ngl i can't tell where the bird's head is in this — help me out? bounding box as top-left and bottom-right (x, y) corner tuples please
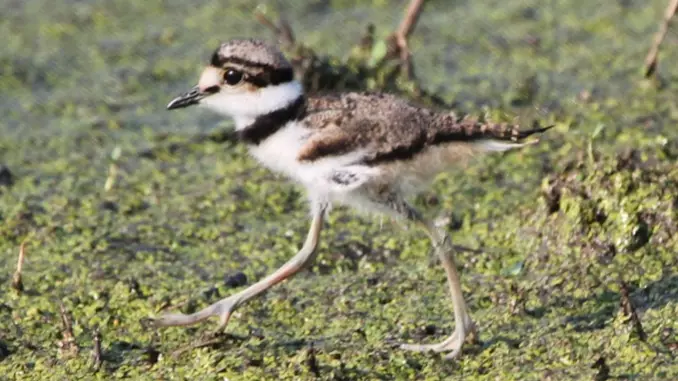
(167, 39), (303, 129)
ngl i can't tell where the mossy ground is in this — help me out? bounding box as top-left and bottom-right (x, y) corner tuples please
(1, 0), (677, 380)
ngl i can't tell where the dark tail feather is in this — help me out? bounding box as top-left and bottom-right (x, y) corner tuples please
(517, 125), (554, 140)
(474, 124), (553, 152)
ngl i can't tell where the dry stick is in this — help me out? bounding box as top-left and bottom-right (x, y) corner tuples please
(277, 17), (296, 48)
(12, 238), (29, 292)
(254, 10), (278, 33)
(619, 281), (647, 341)
(60, 304), (75, 341)
(255, 1), (426, 81)
(391, 0), (426, 79)
(92, 328), (103, 371)
(643, 0), (678, 77)
(254, 10), (295, 48)
(306, 343), (321, 377)
(58, 303), (80, 356)
(396, 0), (426, 45)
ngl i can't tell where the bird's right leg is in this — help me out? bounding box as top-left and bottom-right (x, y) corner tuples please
(377, 192), (476, 360)
(153, 203), (327, 330)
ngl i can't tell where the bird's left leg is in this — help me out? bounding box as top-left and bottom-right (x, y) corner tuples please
(376, 191), (476, 360)
(154, 202), (327, 329)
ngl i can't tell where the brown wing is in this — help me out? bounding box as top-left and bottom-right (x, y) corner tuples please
(297, 92), (550, 165)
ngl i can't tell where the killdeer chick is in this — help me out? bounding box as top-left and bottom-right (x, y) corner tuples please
(158, 38), (551, 359)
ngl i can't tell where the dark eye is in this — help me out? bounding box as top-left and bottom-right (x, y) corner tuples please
(223, 69), (243, 85)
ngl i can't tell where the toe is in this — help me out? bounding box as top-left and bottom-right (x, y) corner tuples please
(443, 347), (462, 360)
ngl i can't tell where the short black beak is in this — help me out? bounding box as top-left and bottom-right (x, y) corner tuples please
(167, 86), (204, 110)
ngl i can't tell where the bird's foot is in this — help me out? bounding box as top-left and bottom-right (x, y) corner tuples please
(400, 320), (476, 360)
(152, 294), (238, 331)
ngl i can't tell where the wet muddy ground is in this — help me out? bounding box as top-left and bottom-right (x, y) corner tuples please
(1, 0), (677, 379)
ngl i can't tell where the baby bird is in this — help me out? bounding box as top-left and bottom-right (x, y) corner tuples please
(157, 38), (550, 359)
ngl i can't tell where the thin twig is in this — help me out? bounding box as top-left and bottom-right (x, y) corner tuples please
(60, 304), (75, 342)
(643, 0), (678, 77)
(254, 10), (277, 32)
(58, 303), (79, 357)
(306, 343), (320, 377)
(619, 281), (647, 341)
(278, 17), (296, 48)
(390, 0), (426, 79)
(254, 10), (295, 48)
(92, 328), (103, 372)
(11, 238), (29, 292)
(396, 0), (426, 42)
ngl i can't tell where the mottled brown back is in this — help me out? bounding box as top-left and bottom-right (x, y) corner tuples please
(297, 92), (548, 165)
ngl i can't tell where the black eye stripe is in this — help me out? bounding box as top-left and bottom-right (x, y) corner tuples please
(218, 64), (293, 88)
(269, 68), (294, 85)
(243, 68), (294, 88)
(245, 75), (268, 87)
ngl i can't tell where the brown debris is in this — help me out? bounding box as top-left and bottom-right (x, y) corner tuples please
(618, 281), (647, 341)
(592, 356), (610, 381)
(509, 283), (527, 315)
(144, 346), (161, 367)
(306, 343), (321, 377)
(541, 177), (562, 214)
(58, 304), (79, 357)
(359, 24), (375, 52)
(257, 0), (445, 105)
(11, 238), (29, 293)
(91, 327), (102, 371)
(661, 328), (678, 352)
(386, 0), (426, 80)
(254, 10), (295, 49)
(643, 0), (678, 77)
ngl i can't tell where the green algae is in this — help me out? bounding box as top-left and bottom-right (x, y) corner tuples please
(1, 0), (678, 380)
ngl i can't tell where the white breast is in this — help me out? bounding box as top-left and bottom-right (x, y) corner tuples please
(247, 121), (310, 182)
(247, 121), (367, 190)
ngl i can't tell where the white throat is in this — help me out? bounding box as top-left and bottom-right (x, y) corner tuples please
(200, 80), (304, 130)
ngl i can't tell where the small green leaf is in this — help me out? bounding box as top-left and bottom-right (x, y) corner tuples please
(368, 40), (388, 67)
(502, 260), (524, 277)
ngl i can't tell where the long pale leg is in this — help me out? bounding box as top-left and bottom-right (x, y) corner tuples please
(384, 195), (476, 359)
(154, 204), (326, 329)
(400, 227), (476, 359)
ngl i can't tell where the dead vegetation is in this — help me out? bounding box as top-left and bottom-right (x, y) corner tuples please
(11, 238), (28, 293)
(643, 0), (678, 77)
